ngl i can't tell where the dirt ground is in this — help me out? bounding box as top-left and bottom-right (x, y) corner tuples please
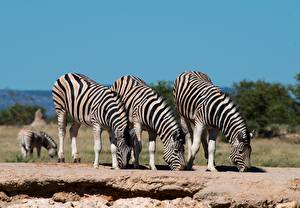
(0, 163), (299, 207)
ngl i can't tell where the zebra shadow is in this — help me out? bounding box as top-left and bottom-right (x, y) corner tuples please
(215, 165), (266, 173)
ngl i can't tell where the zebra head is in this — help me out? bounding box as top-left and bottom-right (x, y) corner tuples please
(163, 129), (186, 171)
(39, 131), (58, 158)
(116, 127), (132, 169)
(229, 130), (255, 172)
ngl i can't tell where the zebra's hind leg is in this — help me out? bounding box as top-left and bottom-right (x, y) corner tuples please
(93, 125), (102, 169)
(206, 128), (218, 172)
(148, 131), (157, 170)
(70, 122), (81, 163)
(57, 111), (67, 163)
(20, 146), (27, 158)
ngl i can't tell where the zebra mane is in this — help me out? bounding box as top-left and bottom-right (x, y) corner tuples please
(39, 131), (57, 148)
(173, 127), (185, 145)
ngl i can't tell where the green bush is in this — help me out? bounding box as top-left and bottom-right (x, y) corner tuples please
(232, 79), (299, 135)
(0, 104), (46, 125)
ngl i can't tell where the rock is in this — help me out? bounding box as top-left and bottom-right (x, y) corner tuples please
(0, 191), (11, 202)
(276, 201), (299, 208)
(52, 192), (81, 203)
(30, 109), (47, 127)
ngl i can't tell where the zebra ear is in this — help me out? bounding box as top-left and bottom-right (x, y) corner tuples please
(237, 132), (244, 142)
(250, 130), (256, 139)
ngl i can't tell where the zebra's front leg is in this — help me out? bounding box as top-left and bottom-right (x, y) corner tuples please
(187, 123), (205, 170)
(133, 122), (142, 169)
(93, 125), (102, 169)
(180, 117), (193, 165)
(36, 145), (41, 158)
(148, 131), (157, 170)
(109, 132), (119, 169)
(70, 122), (81, 163)
(207, 129), (218, 172)
(57, 111), (67, 163)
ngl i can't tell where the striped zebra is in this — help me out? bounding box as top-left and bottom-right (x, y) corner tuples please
(173, 71), (254, 172)
(52, 73), (131, 169)
(17, 129), (57, 158)
(111, 75), (186, 170)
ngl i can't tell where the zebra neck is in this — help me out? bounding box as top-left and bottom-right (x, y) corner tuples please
(41, 136), (51, 149)
(219, 113), (247, 144)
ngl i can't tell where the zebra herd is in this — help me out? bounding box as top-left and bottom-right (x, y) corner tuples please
(48, 71), (254, 172)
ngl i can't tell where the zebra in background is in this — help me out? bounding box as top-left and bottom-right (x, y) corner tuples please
(52, 73), (131, 169)
(111, 75), (186, 170)
(173, 71), (255, 172)
(17, 129), (57, 158)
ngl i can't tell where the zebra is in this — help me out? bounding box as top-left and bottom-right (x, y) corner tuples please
(173, 71), (255, 172)
(52, 73), (131, 169)
(111, 75), (186, 170)
(17, 129), (57, 158)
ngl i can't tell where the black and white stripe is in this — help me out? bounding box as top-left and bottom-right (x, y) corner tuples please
(111, 75), (185, 170)
(173, 71), (254, 171)
(52, 73), (131, 169)
(17, 129), (57, 158)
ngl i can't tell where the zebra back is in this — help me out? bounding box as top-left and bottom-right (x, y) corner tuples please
(112, 75), (183, 146)
(52, 73), (129, 136)
(174, 71), (251, 144)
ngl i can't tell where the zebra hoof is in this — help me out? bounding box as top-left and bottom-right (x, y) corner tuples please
(73, 158), (81, 163)
(149, 166), (157, 170)
(93, 164), (99, 169)
(206, 167), (218, 172)
(58, 158), (65, 163)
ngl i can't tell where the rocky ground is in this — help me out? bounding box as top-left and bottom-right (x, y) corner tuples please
(0, 163), (299, 207)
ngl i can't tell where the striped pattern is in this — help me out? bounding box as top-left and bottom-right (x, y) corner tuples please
(173, 71), (253, 171)
(111, 75), (185, 170)
(17, 129), (57, 158)
(52, 73), (131, 169)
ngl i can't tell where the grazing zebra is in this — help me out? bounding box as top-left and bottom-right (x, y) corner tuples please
(17, 129), (57, 158)
(52, 73), (131, 169)
(173, 71), (254, 172)
(111, 75), (186, 170)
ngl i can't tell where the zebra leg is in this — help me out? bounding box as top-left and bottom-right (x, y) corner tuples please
(57, 111), (67, 163)
(36, 145), (41, 158)
(201, 129), (209, 160)
(20, 146), (27, 158)
(207, 128), (218, 172)
(93, 125), (102, 169)
(181, 117), (193, 164)
(109, 132), (119, 169)
(69, 122), (81, 163)
(148, 131), (157, 170)
(187, 122), (205, 170)
(133, 122), (142, 169)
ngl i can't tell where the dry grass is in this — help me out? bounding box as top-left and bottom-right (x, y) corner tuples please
(1, 125), (300, 167)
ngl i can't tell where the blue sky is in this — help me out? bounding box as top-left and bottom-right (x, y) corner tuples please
(0, 1), (299, 90)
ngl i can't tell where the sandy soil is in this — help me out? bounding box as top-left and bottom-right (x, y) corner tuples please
(0, 163), (299, 207)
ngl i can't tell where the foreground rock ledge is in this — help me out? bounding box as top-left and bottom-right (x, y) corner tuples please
(0, 163), (299, 207)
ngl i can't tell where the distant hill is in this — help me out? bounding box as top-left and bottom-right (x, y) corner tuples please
(0, 87), (234, 117)
(0, 89), (55, 117)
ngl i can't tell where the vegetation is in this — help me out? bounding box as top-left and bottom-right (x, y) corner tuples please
(1, 125), (300, 167)
(151, 73), (300, 137)
(0, 73), (300, 167)
(0, 104), (46, 126)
